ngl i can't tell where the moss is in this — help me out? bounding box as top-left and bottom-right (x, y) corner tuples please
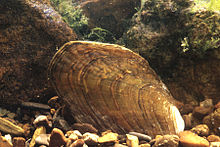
(50, 0), (89, 38)
(180, 11), (220, 58)
(50, 0), (117, 43)
(85, 27), (116, 43)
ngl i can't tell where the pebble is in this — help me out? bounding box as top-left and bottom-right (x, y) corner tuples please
(203, 108), (220, 135)
(4, 134), (12, 144)
(191, 124), (210, 136)
(150, 134), (179, 147)
(98, 131), (118, 144)
(68, 133), (79, 141)
(207, 135), (220, 142)
(139, 143), (151, 147)
(179, 131), (210, 147)
(53, 116), (71, 132)
(29, 126), (46, 147)
(35, 134), (50, 146)
(49, 128), (67, 147)
(126, 134), (139, 147)
(128, 132), (152, 142)
(66, 130), (83, 139)
(12, 137), (26, 147)
(192, 106), (213, 120)
(69, 139), (86, 147)
(200, 99), (213, 108)
(83, 132), (99, 146)
(72, 123), (98, 134)
(0, 134), (13, 147)
(33, 115), (50, 127)
(210, 142), (220, 147)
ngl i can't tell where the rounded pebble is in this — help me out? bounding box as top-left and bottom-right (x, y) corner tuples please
(179, 131), (210, 147)
(191, 124), (209, 136)
(49, 128), (67, 147)
(12, 137), (26, 147)
(129, 132), (152, 142)
(207, 135), (220, 142)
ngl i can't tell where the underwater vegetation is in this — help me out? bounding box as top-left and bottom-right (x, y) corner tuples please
(50, 0), (117, 43)
(181, 10), (220, 57)
(50, 0), (89, 38)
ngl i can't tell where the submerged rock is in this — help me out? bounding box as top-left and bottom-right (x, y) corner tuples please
(0, 0), (77, 105)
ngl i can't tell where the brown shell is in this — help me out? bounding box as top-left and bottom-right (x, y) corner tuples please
(48, 41), (184, 137)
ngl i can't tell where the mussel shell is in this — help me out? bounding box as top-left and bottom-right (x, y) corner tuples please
(48, 41), (184, 137)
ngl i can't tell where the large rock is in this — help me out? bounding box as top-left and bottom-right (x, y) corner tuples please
(0, 0), (77, 105)
(119, 0), (220, 104)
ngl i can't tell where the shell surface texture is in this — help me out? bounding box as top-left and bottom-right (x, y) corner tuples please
(48, 41), (184, 137)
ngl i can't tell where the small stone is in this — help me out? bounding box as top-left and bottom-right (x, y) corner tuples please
(12, 137), (26, 147)
(66, 130), (82, 139)
(151, 135), (179, 147)
(0, 135), (13, 147)
(83, 132), (99, 146)
(4, 134), (12, 144)
(126, 134), (139, 147)
(128, 132), (151, 142)
(35, 134), (50, 146)
(207, 135), (220, 142)
(33, 115), (50, 127)
(183, 114), (192, 129)
(69, 133), (78, 141)
(98, 131), (118, 144)
(191, 124), (209, 136)
(72, 123), (98, 134)
(139, 143), (151, 147)
(192, 106), (213, 120)
(200, 99), (213, 108)
(53, 116), (71, 132)
(210, 142), (220, 147)
(49, 128), (67, 147)
(203, 108), (220, 135)
(69, 139), (86, 147)
(29, 126), (46, 147)
(179, 131), (209, 147)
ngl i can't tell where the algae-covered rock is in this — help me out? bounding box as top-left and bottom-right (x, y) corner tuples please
(0, 0), (77, 105)
(119, 0), (220, 104)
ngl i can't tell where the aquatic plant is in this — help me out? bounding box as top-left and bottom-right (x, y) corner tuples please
(180, 11), (220, 57)
(50, 0), (89, 37)
(86, 27), (116, 43)
(50, 0), (117, 43)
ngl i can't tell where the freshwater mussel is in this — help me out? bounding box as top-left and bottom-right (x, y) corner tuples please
(48, 41), (185, 137)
